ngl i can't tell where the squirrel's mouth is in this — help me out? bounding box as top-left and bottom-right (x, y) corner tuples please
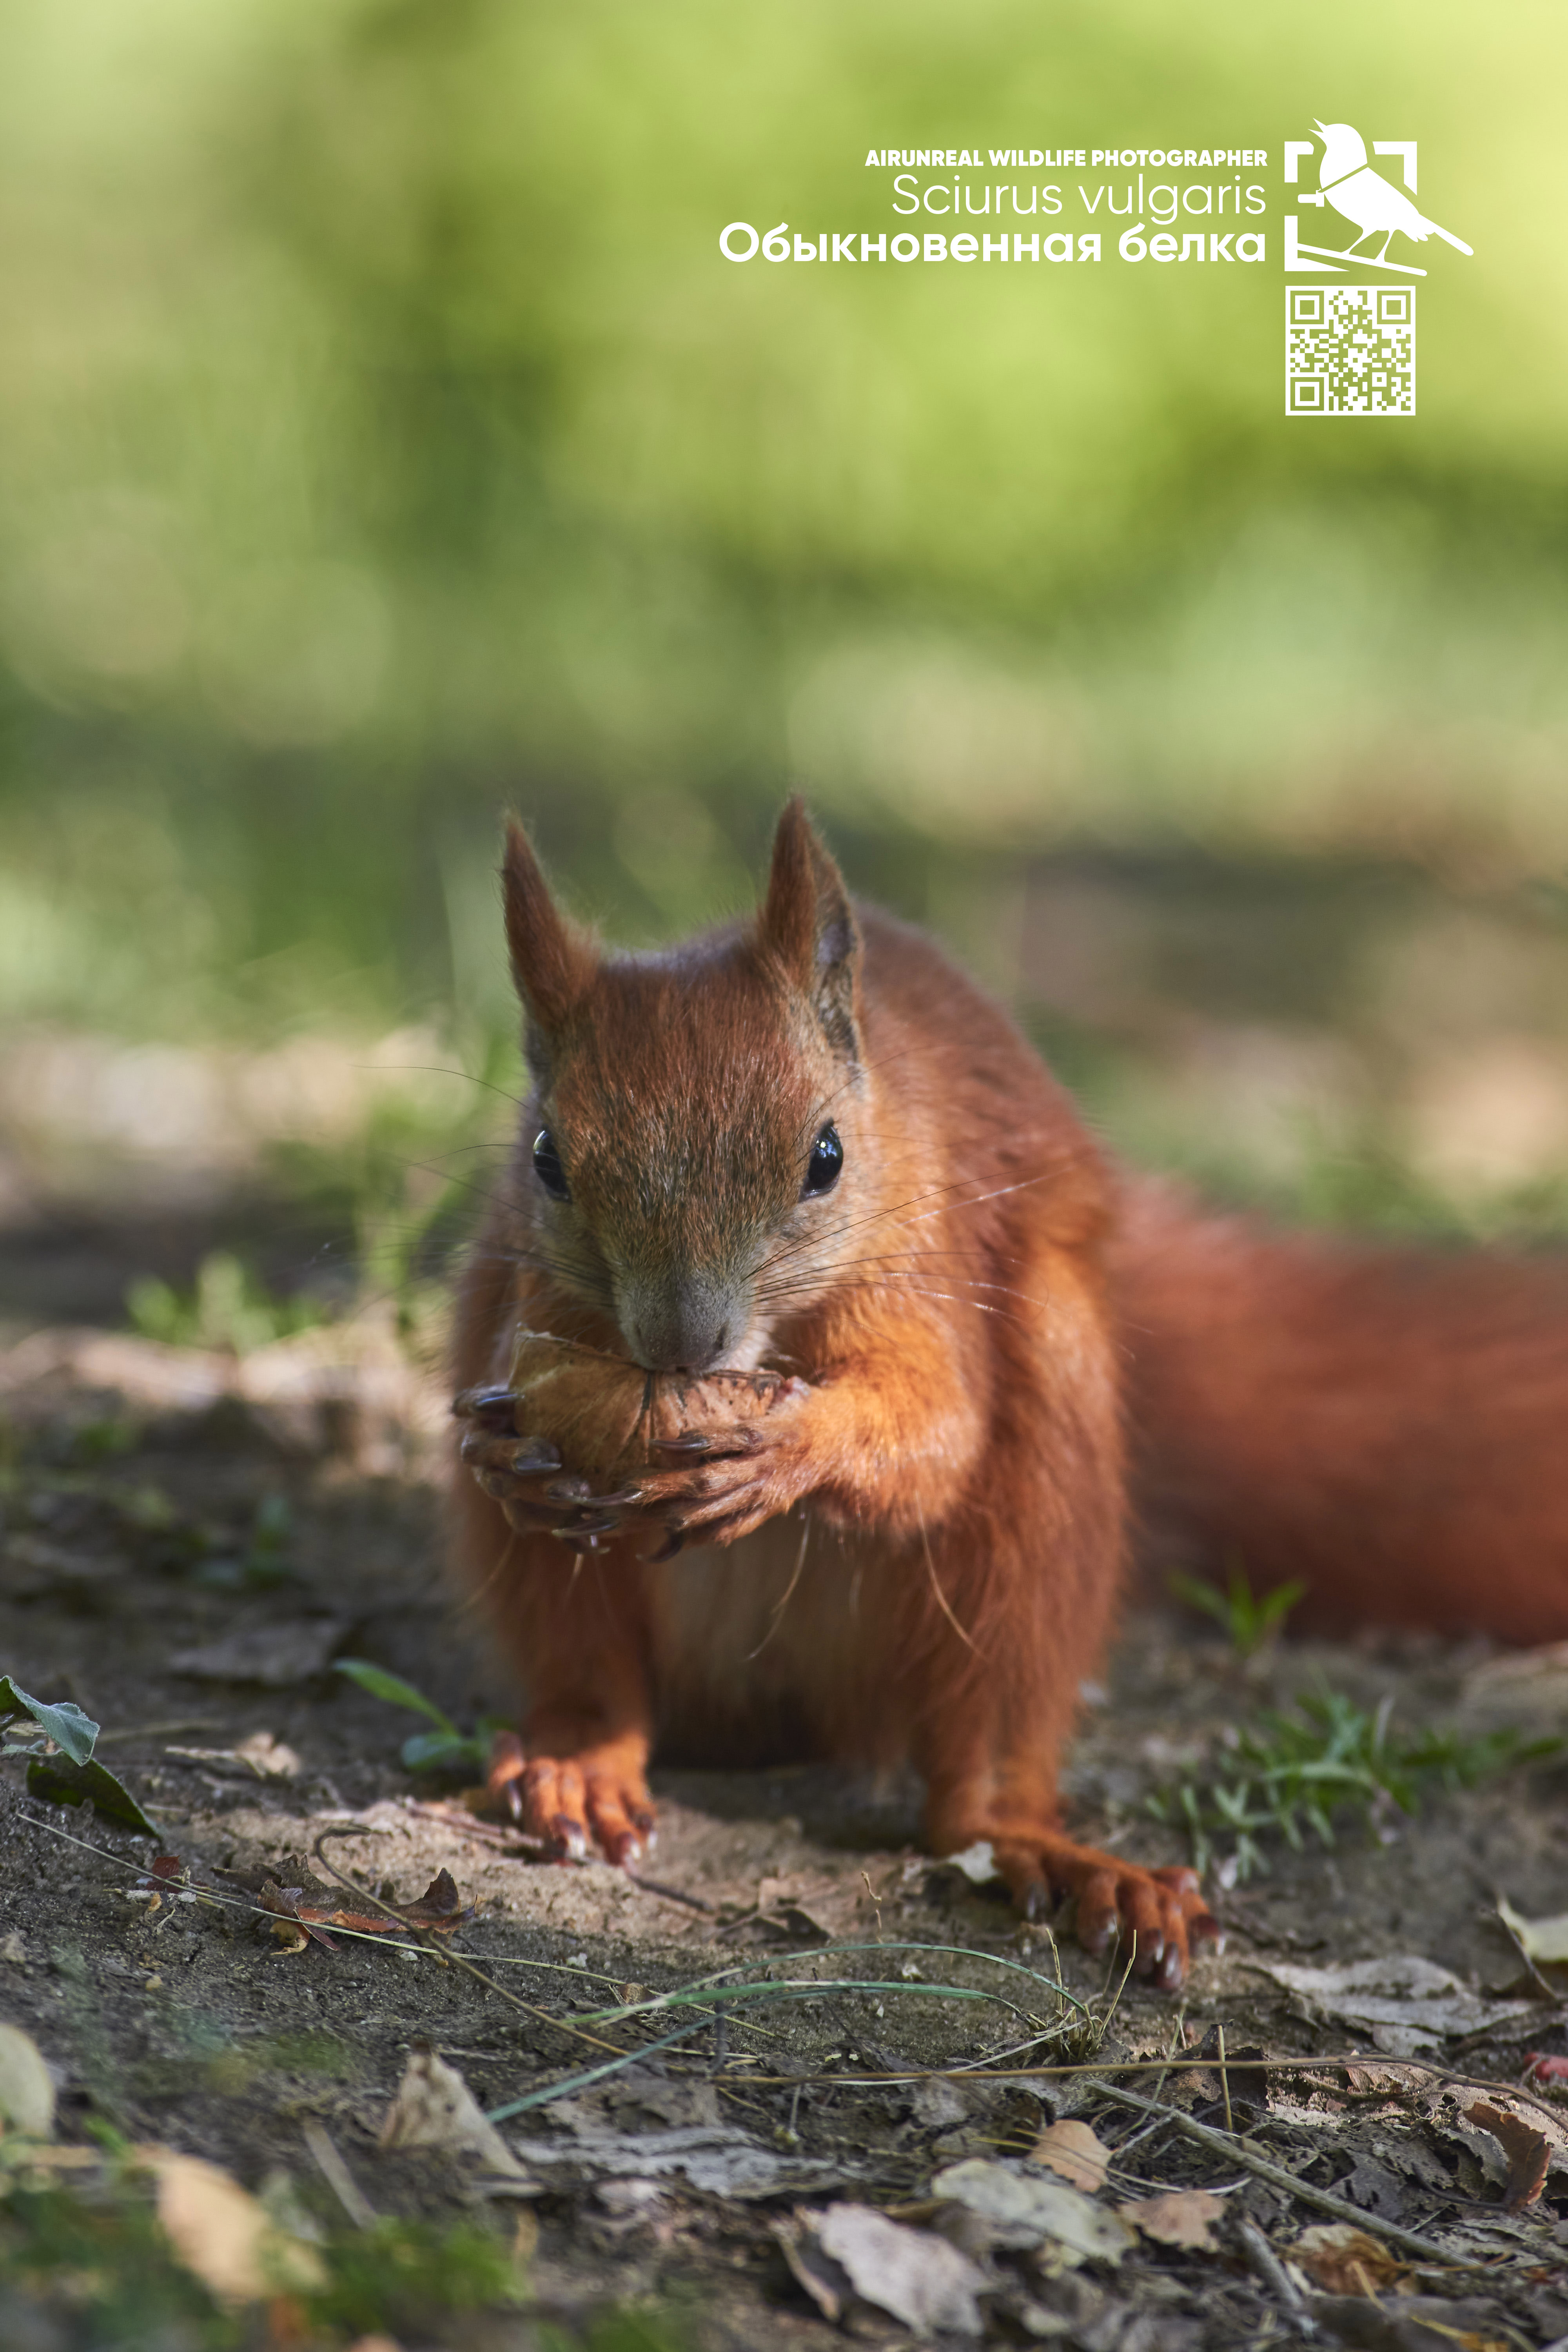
(703, 1325), (771, 1376)
(626, 1328), (772, 1378)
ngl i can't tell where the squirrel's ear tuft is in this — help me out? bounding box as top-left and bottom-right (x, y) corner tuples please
(759, 798), (861, 1061)
(501, 820), (597, 1041)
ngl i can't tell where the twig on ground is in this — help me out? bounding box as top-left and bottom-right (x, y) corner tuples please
(1085, 2079), (1463, 2266)
(303, 2119), (377, 2229)
(622, 1866), (713, 1915)
(1235, 2216), (1317, 2339)
(1111, 2005), (1188, 2157)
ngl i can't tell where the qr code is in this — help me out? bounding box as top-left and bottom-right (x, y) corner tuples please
(1286, 286), (1414, 416)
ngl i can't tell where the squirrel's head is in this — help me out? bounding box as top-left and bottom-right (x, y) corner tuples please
(500, 800), (866, 1374)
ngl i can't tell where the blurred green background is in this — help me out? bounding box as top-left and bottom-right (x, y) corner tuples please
(2, 0), (1566, 1332)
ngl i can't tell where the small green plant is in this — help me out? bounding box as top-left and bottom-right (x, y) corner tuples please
(549, 2314), (693, 2352)
(0, 1675), (158, 1833)
(125, 1250), (326, 1354)
(334, 1658), (506, 1775)
(192, 1490), (301, 1591)
(1169, 1560), (1305, 1656)
(307, 2213), (524, 2337)
(64, 1415), (138, 1464)
(1148, 1686), (1560, 1882)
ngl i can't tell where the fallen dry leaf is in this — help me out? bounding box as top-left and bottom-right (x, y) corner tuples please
(1031, 2118), (1111, 2193)
(397, 1868), (469, 1931)
(931, 2157), (1134, 2267)
(1116, 2189), (1226, 2251)
(719, 1899), (833, 1945)
(811, 2203), (986, 2337)
(1339, 2061), (1413, 2098)
(256, 1868), (471, 1953)
(139, 2149), (325, 2303)
(723, 1873), (839, 1944)
(1263, 1955), (1535, 2056)
(258, 1879), (339, 1953)
(909, 2078), (967, 2131)
(527, 2118), (832, 2198)
(0, 2024), (56, 2137)
(1465, 2100), (1551, 2209)
(1496, 1893), (1568, 1967)
(1291, 2223), (1409, 2296)
(169, 1617), (349, 1686)
(777, 2223), (850, 2325)
(379, 2045), (530, 2180)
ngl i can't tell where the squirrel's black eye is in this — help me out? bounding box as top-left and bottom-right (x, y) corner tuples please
(803, 1122), (843, 1197)
(532, 1129), (570, 1200)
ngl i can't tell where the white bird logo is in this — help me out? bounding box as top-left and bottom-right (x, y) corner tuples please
(1303, 121), (1473, 262)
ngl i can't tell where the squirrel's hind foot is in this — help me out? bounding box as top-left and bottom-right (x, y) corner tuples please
(993, 1834), (1221, 1993)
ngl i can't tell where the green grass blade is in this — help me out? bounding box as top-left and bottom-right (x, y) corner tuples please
(334, 1659), (457, 1733)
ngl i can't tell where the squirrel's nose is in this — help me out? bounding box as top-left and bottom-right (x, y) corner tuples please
(620, 1274), (738, 1374)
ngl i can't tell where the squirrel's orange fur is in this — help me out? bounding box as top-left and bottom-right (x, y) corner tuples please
(450, 804), (1568, 1988)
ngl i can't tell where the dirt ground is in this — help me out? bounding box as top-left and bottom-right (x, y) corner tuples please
(2, 1312), (1567, 2350)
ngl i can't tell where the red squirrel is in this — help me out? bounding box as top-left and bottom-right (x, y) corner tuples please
(452, 802), (1568, 1990)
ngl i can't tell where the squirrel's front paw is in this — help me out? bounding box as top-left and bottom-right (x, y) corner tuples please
(456, 1391), (641, 1550)
(637, 1379), (813, 1553)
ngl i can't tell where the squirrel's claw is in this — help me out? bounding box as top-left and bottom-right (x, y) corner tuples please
(653, 1426), (762, 1462)
(453, 1385), (521, 1430)
(461, 1427), (561, 1476)
(512, 1438), (564, 1472)
(546, 1480), (641, 1509)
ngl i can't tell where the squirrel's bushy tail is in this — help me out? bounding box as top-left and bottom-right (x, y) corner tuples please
(1112, 1178), (1568, 1643)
